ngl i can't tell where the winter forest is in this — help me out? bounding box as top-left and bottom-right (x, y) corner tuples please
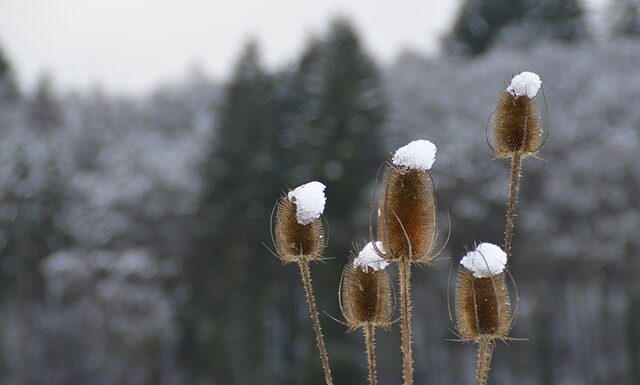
(0, 0), (639, 384)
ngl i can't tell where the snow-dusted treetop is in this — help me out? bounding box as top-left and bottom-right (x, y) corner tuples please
(353, 241), (388, 272)
(460, 242), (507, 278)
(392, 139), (437, 172)
(287, 181), (326, 225)
(506, 71), (542, 99)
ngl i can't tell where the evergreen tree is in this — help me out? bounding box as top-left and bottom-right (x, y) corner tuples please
(0, 42), (19, 100)
(296, 19), (386, 259)
(27, 74), (63, 130)
(182, 41), (292, 385)
(608, 0), (640, 37)
(291, 19), (387, 382)
(445, 0), (588, 56)
(444, 0), (530, 55)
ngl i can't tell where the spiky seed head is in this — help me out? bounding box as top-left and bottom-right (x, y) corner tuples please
(455, 269), (512, 341)
(341, 252), (392, 329)
(274, 193), (325, 263)
(377, 165), (437, 263)
(493, 71), (543, 158)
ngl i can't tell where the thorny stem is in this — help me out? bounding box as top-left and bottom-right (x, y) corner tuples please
(504, 152), (522, 257)
(398, 258), (414, 385)
(364, 324), (377, 385)
(298, 260), (334, 385)
(475, 337), (495, 385)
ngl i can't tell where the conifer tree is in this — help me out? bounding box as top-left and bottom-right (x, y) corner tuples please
(0, 42), (19, 100)
(445, 0), (588, 56)
(182, 41), (290, 384)
(608, 0), (640, 37)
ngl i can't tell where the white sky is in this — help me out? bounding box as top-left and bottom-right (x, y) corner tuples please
(0, 0), (460, 94)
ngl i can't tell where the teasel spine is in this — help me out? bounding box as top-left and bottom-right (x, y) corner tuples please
(376, 139), (438, 385)
(273, 182), (334, 385)
(365, 324), (377, 385)
(341, 242), (392, 385)
(504, 151), (522, 256)
(476, 336), (495, 385)
(398, 256), (414, 384)
(493, 72), (543, 257)
(299, 259), (333, 385)
(455, 243), (511, 385)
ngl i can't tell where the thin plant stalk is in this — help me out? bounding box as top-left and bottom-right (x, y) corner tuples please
(475, 336), (495, 385)
(503, 152), (522, 256)
(364, 324), (377, 385)
(398, 257), (414, 385)
(298, 259), (334, 385)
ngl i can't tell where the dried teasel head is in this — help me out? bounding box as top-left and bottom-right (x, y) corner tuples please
(493, 71), (543, 158)
(377, 140), (438, 263)
(455, 243), (512, 341)
(341, 242), (393, 330)
(274, 181), (326, 263)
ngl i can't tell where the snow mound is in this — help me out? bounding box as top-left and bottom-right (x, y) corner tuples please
(353, 242), (388, 272)
(460, 243), (507, 278)
(507, 71), (542, 99)
(287, 181), (326, 225)
(392, 139), (437, 172)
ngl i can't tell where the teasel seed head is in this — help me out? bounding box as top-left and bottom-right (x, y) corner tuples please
(493, 71), (543, 158)
(274, 181), (326, 263)
(455, 243), (512, 341)
(377, 140), (438, 263)
(341, 242), (393, 330)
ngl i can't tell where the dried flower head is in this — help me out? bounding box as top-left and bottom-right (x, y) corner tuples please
(493, 71), (543, 158)
(274, 181), (326, 263)
(377, 141), (437, 263)
(455, 243), (511, 341)
(341, 243), (393, 329)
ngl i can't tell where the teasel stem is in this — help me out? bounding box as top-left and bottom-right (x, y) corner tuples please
(398, 257), (414, 385)
(364, 324), (377, 385)
(298, 259), (334, 385)
(504, 152), (522, 257)
(475, 336), (495, 385)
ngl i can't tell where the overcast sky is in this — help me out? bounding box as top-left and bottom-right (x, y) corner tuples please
(0, 0), (461, 94)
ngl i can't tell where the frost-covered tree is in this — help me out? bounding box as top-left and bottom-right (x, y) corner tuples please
(608, 0), (640, 37)
(295, 19), (386, 259)
(444, 0), (530, 55)
(183, 41), (289, 385)
(445, 0), (588, 56)
(0, 42), (19, 101)
(27, 74), (63, 130)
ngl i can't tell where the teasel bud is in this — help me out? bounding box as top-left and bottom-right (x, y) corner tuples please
(272, 181), (334, 385)
(341, 242), (392, 385)
(455, 243), (512, 385)
(275, 181), (326, 263)
(377, 139), (438, 264)
(493, 71), (543, 158)
(376, 139), (438, 385)
(341, 242), (393, 330)
(492, 72), (544, 257)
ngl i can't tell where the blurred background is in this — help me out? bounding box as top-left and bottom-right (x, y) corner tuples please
(0, 0), (639, 384)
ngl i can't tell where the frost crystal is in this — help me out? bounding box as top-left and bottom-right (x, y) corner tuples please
(353, 242), (388, 272)
(507, 71), (542, 99)
(392, 139), (437, 172)
(460, 243), (507, 278)
(287, 181), (326, 225)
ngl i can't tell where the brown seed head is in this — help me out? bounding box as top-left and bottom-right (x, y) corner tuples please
(493, 91), (542, 158)
(274, 195), (325, 263)
(341, 262), (392, 330)
(455, 268), (512, 341)
(377, 165), (437, 263)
